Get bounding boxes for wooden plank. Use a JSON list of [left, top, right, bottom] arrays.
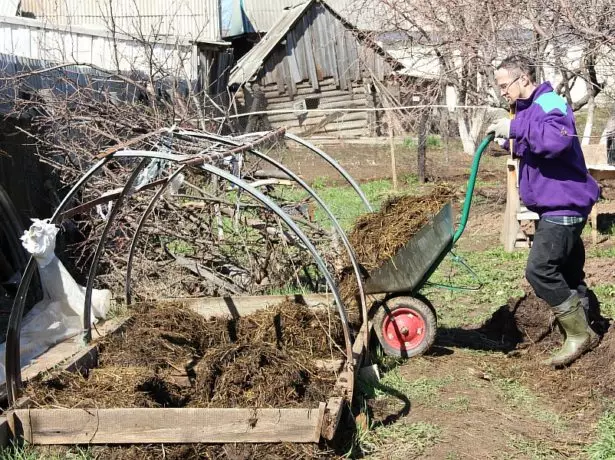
[[282, 55, 296, 98], [268, 110, 367, 124], [302, 14, 320, 90], [293, 28, 308, 80], [21, 318, 126, 382], [320, 321, 369, 441], [0, 317, 128, 400], [266, 88, 366, 106], [322, 397, 343, 440], [285, 30, 302, 84], [501, 159, 521, 252], [10, 406, 326, 444], [162, 293, 334, 319], [323, 8, 340, 86]]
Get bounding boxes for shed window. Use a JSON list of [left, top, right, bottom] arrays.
[[305, 98, 320, 110]]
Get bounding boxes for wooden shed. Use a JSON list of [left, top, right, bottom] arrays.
[[227, 0, 413, 137]]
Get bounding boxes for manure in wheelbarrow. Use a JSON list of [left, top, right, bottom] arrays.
[[338, 186, 454, 317], [348, 186, 455, 272], [26, 301, 345, 410]]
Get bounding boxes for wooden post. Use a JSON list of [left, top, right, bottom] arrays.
[[501, 159, 520, 252], [591, 203, 598, 245], [388, 113, 398, 191], [418, 110, 428, 183]]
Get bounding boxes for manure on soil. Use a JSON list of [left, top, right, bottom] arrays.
[[448, 290, 615, 398], [26, 301, 346, 410]]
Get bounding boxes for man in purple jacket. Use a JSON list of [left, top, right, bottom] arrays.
[[487, 55, 600, 367]]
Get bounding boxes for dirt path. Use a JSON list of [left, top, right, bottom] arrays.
[[375, 346, 596, 459]]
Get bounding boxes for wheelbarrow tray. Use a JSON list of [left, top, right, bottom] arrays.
[[363, 203, 453, 295]]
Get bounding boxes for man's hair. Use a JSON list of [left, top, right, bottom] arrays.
[[497, 55, 537, 83]]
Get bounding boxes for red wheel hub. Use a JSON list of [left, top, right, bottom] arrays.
[[381, 307, 426, 351]]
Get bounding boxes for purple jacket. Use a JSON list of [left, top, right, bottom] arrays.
[[507, 82, 599, 217]]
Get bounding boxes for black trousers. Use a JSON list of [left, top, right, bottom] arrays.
[[525, 218, 586, 307]]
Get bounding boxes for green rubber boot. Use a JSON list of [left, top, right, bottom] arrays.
[[572, 289, 600, 348], [543, 298, 593, 367]]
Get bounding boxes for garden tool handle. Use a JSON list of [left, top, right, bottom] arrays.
[[452, 133, 495, 244]]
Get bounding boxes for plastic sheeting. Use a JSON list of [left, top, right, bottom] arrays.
[[0, 219, 112, 384]]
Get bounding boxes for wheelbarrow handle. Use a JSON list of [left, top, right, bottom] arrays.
[[452, 133, 495, 244]]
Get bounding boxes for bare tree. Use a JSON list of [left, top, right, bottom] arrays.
[[349, 0, 615, 153]]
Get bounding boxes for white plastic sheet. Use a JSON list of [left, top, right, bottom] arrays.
[[0, 219, 112, 384]]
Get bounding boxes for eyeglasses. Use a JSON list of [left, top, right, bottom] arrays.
[[499, 75, 522, 93]]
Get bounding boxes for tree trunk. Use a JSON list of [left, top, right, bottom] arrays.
[[600, 110, 615, 145], [457, 109, 487, 155], [582, 95, 595, 145]]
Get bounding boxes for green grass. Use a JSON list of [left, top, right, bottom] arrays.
[[587, 411, 615, 459], [0, 444, 92, 460], [273, 176, 428, 231], [587, 246, 615, 258], [494, 378, 564, 428], [374, 369, 451, 404], [507, 435, 565, 460], [592, 284, 615, 319], [422, 247, 527, 328], [356, 421, 441, 458], [403, 134, 443, 149]]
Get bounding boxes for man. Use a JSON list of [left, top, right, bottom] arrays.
[[487, 55, 600, 367]]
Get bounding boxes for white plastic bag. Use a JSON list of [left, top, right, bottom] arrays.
[[0, 219, 112, 384]]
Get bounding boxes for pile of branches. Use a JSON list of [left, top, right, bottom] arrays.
[[3, 68, 337, 301]]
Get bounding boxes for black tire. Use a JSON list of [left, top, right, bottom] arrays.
[[374, 296, 437, 358]]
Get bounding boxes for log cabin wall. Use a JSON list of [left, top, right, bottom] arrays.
[[242, 2, 400, 137]]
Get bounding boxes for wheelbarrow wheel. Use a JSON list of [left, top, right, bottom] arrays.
[[374, 296, 437, 358]]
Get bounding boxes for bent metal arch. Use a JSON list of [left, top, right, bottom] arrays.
[[5, 127, 369, 406]]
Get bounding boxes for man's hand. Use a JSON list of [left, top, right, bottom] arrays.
[[486, 118, 511, 138]]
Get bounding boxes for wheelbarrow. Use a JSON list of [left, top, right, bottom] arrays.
[[365, 135, 494, 357]]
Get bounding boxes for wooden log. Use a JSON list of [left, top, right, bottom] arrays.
[[265, 88, 366, 105], [163, 293, 333, 319], [267, 111, 367, 124], [304, 120, 368, 134], [9, 405, 326, 444], [318, 100, 368, 110]]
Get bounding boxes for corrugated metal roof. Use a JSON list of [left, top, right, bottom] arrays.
[[0, 51, 192, 114], [385, 48, 440, 80], [228, 1, 312, 86], [223, 0, 382, 35], [19, 0, 220, 41]]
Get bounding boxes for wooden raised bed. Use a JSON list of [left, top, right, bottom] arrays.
[[4, 294, 368, 446]]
